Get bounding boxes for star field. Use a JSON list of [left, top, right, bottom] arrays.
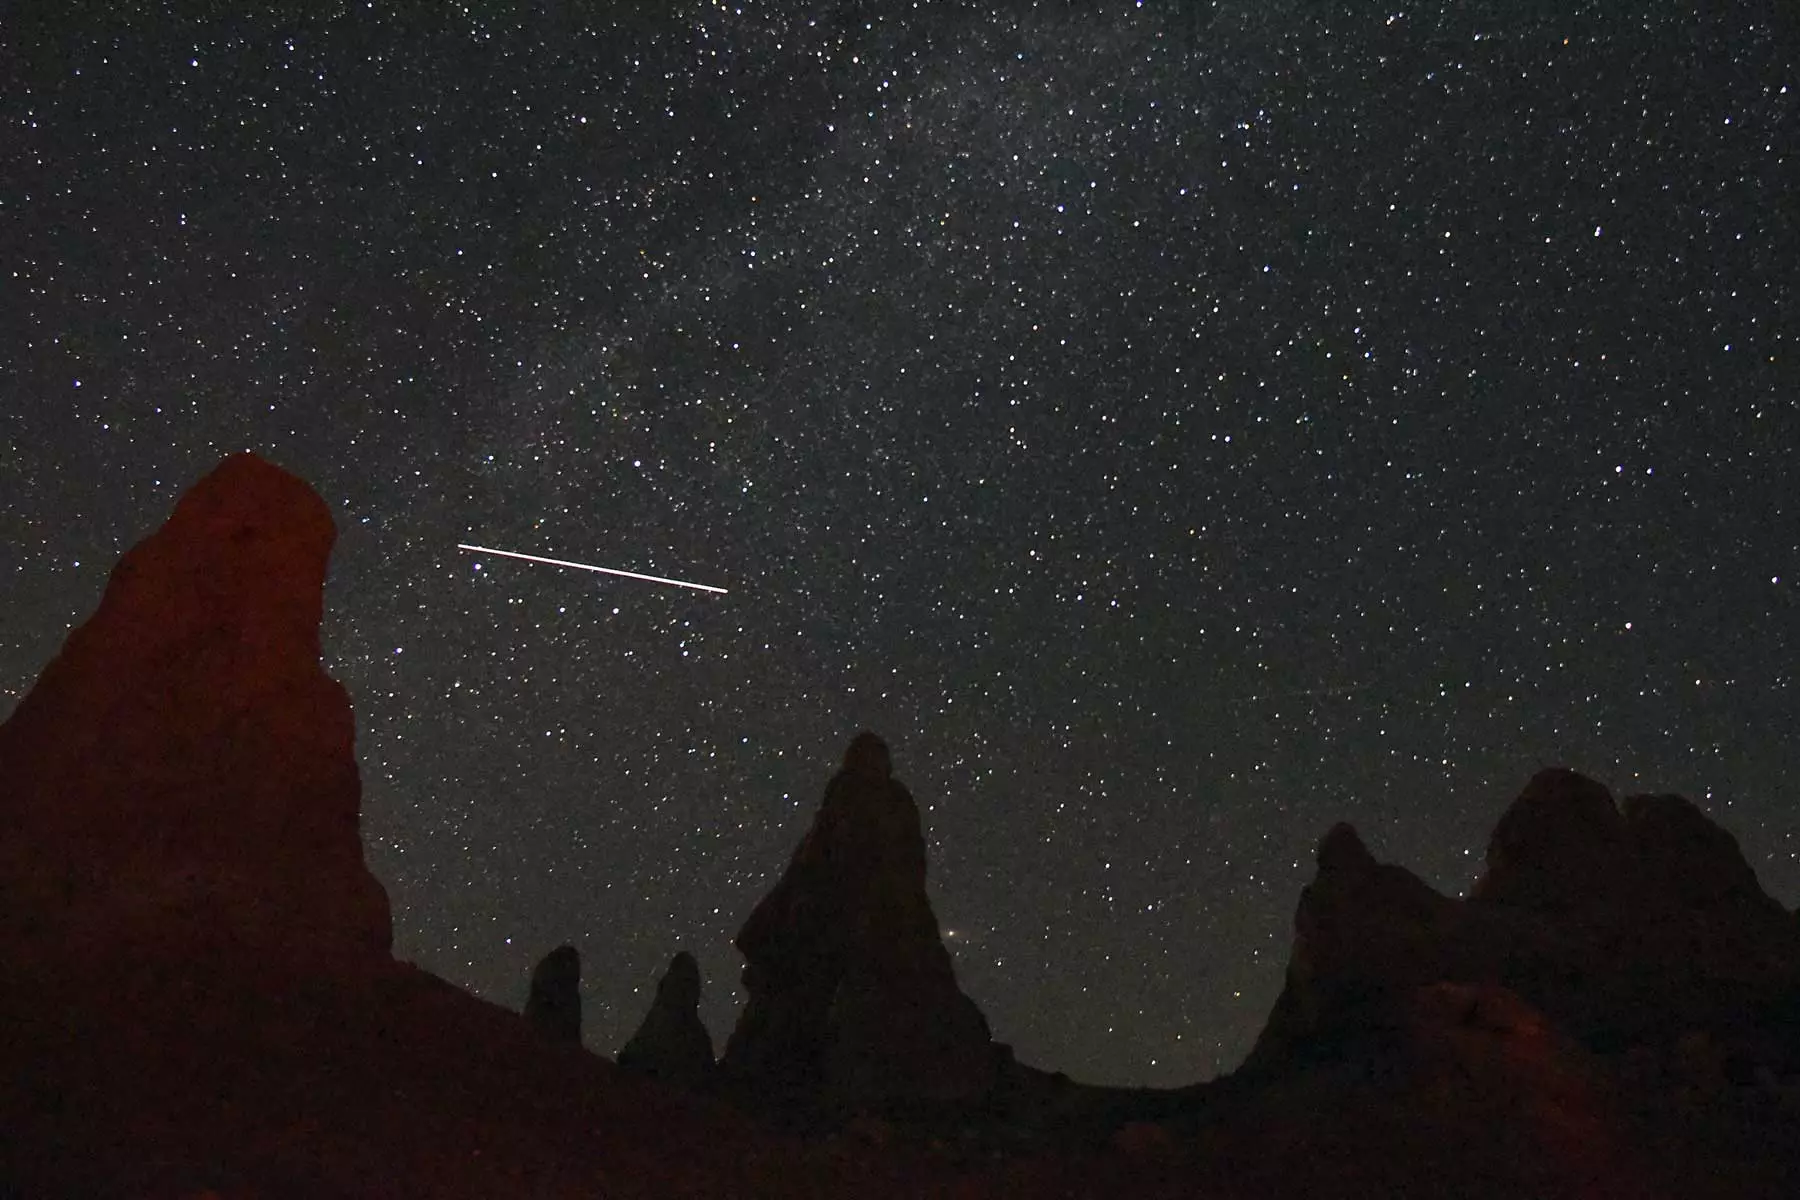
[[3, 2, 1796, 1087]]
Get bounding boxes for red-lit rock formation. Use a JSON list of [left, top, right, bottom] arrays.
[[1197, 981, 1650, 1200], [0, 456, 937, 1199], [0, 452, 390, 969], [721, 732, 997, 1117]]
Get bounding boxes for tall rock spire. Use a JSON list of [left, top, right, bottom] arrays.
[[0, 453, 392, 969], [720, 732, 996, 1117]]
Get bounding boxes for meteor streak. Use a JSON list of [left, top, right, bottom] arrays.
[[457, 543, 728, 595]]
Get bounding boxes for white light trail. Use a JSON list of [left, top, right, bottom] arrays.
[[456, 543, 728, 595]]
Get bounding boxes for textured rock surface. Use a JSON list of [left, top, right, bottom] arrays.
[[721, 732, 996, 1116], [0, 453, 391, 966], [618, 951, 715, 1089], [525, 944, 582, 1045]]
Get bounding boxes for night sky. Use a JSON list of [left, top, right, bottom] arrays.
[[4, 2, 1795, 1088]]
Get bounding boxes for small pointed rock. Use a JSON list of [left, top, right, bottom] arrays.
[[618, 951, 715, 1089], [525, 944, 582, 1045], [1316, 821, 1375, 873]]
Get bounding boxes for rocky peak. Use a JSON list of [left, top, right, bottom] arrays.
[[658, 949, 703, 1010], [1470, 767, 1626, 913], [1294, 822, 1457, 971], [1246, 819, 1459, 1070], [1468, 772, 1795, 990], [842, 730, 892, 782], [1316, 821, 1376, 874], [1618, 792, 1778, 913], [720, 732, 995, 1117], [618, 951, 714, 1089]]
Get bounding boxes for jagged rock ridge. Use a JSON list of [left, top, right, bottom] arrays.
[[1252, 767, 1800, 1071]]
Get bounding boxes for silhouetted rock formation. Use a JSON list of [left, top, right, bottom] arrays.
[[526, 944, 582, 1045], [1470, 769, 1800, 1051], [1474, 767, 1630, 913], [618, 951, 715, 1089], [9, 452, 1800, 1196], [0, 452, 391, 970], [0, 456, 900, 1200], [721, 732, 997, 1118], [1249, 822, 1460, 1063], [1251, 768, 1800, 1074]]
